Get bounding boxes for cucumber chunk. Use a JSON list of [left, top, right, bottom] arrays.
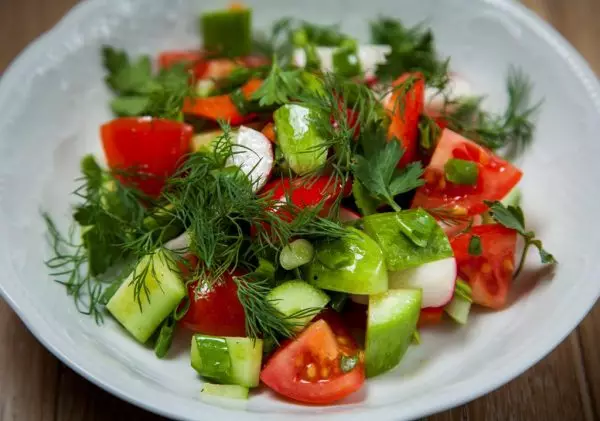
[[365, 289, 422, 377], [191, 335, 263, 388], [201, 383, 249, 400], [306, 227, 388, 295], [267, 280, 329, 330], [363, 210, 452, 271], [273, 104, 327, 175], [106, 251, 186, 343]]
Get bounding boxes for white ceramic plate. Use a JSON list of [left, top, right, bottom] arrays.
[[0, 0, 599, 420]]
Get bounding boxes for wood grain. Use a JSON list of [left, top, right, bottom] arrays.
[[0, 0, 598, 420]]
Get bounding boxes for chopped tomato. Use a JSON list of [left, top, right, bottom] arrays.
[[417, 307, 444, 327], [261, 122, 276, 143], [240, 78, 263, 99], [262, 176, 351, 215], [386, 72, 425, 167], [183, 79, 260, 124], [157, 50, 208, 81], [450, 224, 517, 309], [180, 271, 247, 337], [412, 129, 523, 216], [260, 319, 365, 404], [183, 94, 254, 125], [100, 117, 192, 197]]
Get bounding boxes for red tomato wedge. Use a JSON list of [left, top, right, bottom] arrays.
[[180, 271, 247, 337], [100, 117, 192, 197], [412, 129, 523, 216], [450, 224, 518, 309], [386, 72, 425, 167], [260, 319, 365, 404]]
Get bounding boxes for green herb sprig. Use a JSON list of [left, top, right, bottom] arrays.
[[484, 200, 556, 277]]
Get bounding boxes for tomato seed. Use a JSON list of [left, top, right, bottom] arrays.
[[305, 363, 317, 380], [481, 263, 492, 274], [503, 258, 514, 273], [320, 366, 330, 379], [438, 177, 447, 189], [295, 355, 305, 368], [452, 205, 467, 216]]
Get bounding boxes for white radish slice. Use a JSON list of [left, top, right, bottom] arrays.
[[226, 126, 274, 193], [388, 257, 457, 308], [164, 231, 191, 253], [339, 207, 361, 223], [425, 73, 473, 116], [293, 45, 391, 77]]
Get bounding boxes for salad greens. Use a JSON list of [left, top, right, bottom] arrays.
[[43, 3, 556, 406]]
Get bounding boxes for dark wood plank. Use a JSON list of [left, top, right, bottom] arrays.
[[428, 335, 593, 421], [578, 305, 600, 419], [54, 366, 165, 421], [0, 301, 60, 421]]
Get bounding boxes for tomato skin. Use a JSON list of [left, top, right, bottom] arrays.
[[450, 224, 517, 309], [100, 117, 192, 197], [262, 176, 350, 214], [417, 307, 444, 327], [412, 129, 523, 216], [260, 319, 365, 404], [180, 271, 247, 337], [386, 72, 425, 167]]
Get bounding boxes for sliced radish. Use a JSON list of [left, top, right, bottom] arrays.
[[164, 231, 191, 253], [388, 257, 457, 308], [226, 126, 274, 192], [425, 73, 473, 117], [339, 207, 361, 223], [293, 45, 391, 77]]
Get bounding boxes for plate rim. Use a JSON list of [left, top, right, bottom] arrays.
[[0, 0, 599, 420]]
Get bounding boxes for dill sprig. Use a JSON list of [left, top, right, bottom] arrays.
[[444, 67, 541, 160]]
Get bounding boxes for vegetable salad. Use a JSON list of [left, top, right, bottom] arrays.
[[44, 4, 556, 405]]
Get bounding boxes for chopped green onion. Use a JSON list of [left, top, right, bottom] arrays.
[[444, 295, 471, 325], [154, 314, 176, 358], [279, 239, 315, 270], [454, 278, 472, 302], [468, 235, 482, 256], [200, 8, 252, 57], [444, 158, 479, 185], [193, 335, 232, 381]]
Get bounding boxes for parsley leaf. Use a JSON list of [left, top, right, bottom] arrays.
[[251, 56, 302, 107], [484, 200, 556, 277], [102, 46, 192, 119], [351, 139, 424, 211], [370, 18, 447, 83]]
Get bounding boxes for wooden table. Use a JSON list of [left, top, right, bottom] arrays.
[[0, 1, 598, 420]]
